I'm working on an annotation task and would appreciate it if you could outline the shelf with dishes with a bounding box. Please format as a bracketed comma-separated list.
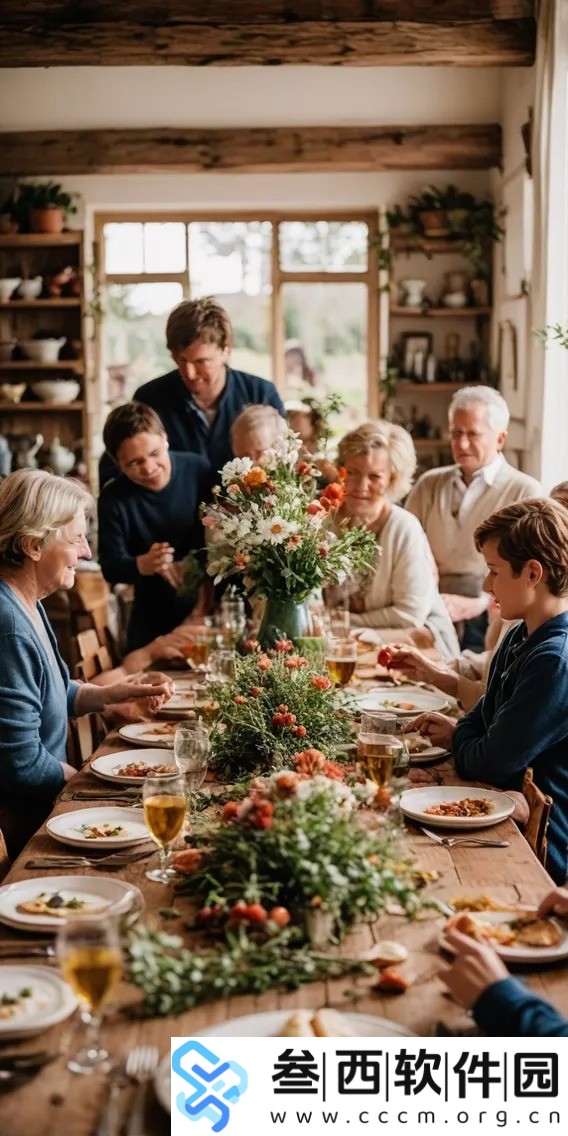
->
[390, 306, 491, 318]
[0, 232, 82, 248]
[0, 360, 84, 371]
[0, 299, 82, 309]
[0, 401, 85, 413]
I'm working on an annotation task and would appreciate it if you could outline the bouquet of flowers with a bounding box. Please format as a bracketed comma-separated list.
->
[207, 641, 354, 779]
[203, 430, 376, 603]
[175, 759, 420, 940]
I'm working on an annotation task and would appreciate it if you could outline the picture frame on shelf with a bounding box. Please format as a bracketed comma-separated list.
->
[398, 332, 433, 380]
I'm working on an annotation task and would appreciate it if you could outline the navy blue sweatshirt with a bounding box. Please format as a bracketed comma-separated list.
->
[474, 977, 568, 1036]
[98, 452, 211, 650]
[453, 613, 568, 885]
[134, 367, 284, 478]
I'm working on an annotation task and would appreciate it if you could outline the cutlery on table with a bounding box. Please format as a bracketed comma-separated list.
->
[125, 1045, 160, 1136]
[71, 792, 142, 805]
[24, 845, 155, 871]
[96, 1063, 129, 1136]
[0, 943, 55, 960]
[419, 825, 510, 849]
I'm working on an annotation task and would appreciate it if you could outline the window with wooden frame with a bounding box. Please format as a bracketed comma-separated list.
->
[95, 212, 379, 433]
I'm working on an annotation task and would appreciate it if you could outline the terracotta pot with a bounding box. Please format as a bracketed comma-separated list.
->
[470, 278, 490, 307]
[30, 207, 64, 234]
[419, 209, 449, 235]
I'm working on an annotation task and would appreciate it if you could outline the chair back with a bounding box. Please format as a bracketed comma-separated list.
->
[66, 713, 108, 770]
[522, 767, 552, 868]
[0, 826, 10, 882]
[72, 628, 113, 681]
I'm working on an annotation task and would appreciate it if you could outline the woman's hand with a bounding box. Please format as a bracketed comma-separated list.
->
[505, 790, 530, 826]
[407, 711, 456, 751]
[98, 671, 175, 714]
[441, 923, 510, 1010]
[538, 887, 568, 919]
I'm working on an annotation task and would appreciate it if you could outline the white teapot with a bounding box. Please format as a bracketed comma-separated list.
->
[48, 436, 75, 476]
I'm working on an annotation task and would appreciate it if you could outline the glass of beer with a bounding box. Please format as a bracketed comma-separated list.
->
[143, 772, 187, 882]
[357, 731, 404, 787]
[325, 636, 358, 687]
[361, 712, 410, 775]
[57, 917, 122, 1074]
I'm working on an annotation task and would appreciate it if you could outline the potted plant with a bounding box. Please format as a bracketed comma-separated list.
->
[408, 186, 450, 237]
[9, 182, 78, 234]
[441, 185, 478, 234]
[461, 201, 506, 304]
[385, 205, 414, 236]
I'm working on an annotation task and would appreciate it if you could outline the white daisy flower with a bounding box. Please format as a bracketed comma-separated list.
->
[221, 456, 253, 485]
[257, 517, 299, 545]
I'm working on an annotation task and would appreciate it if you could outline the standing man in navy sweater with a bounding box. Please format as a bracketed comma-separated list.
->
[98, 403, 211, 651]
[411, 498, 568, 886]
[100, 297, 284, 488]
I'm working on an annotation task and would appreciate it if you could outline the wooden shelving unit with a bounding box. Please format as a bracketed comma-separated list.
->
[0, 231, 90, 482]
[390, 306, 491, 318]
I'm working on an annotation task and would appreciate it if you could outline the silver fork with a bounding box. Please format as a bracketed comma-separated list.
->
[24, 845, 155, 871]
[125, 1045, 160, 1136]
[419, 825, 510, 849]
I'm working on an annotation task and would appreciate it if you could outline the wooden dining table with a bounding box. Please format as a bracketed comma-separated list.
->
[0, 666, 566, 1136]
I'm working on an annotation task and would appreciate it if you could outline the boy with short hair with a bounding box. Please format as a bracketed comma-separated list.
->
[98, 402, 211, 651]
[414, 498, 568, 884]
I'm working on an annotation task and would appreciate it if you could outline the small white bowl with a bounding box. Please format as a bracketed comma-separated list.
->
[441, 292, 469, 309]
[20, 337, 66, 363]
[0, 278, 21, 302]
[17, 277, 43, 301]
[30, 379, 80, 404]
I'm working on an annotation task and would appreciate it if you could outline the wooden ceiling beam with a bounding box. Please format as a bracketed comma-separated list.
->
[0, 124, 502, 177]
[0, 3, 536, 67]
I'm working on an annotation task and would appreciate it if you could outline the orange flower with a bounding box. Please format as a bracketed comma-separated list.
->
[275, 639, 293, 653]
[234, 552, 250, 570]
[287, 534, 302, 549]
[293, 748, 327, 776]
[275, 771, 299, 794]
[257, 654, 273, 671]
[284, 654, 309, 670]
[250, 686, 262, 697]
[311, 675, 332, 690]
[227, 483, 241, 497]
[319, 480, 345, 510]
[233, 695, 248, 705]
[307, 501, 323, 516]
[242, 466, 269, 489]
[222, 802, 240, 822]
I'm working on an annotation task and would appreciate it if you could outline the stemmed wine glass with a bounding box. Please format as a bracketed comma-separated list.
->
[142, 772, 187, 882]
[57, 917, 122, 1075]
[174, 722, 210, 827]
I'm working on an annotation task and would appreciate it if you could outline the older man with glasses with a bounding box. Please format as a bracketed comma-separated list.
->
[406, 386, 541, 650]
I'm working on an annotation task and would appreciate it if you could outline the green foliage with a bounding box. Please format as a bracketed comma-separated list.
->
[208, 651, 355, 779]
[178, 551, 205, 603]
[177, 782, 419, 935]
[9, 181, 78, 229]
[127, 926, 373, 1017]
[534, 323, 568, 350]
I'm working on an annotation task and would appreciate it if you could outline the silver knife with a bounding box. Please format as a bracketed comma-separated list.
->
[419, 825, 445, 843]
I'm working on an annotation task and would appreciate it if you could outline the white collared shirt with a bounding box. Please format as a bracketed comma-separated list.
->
[450, 452, 504, 519]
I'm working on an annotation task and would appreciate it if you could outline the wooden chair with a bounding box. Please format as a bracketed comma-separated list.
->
[522, 767, 553, 869]
[0, 826, 10, 882]
[66, 712, 108, 770]
[72, 628, 113, 681]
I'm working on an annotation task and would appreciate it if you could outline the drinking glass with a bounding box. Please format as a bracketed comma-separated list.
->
[356, 731, 404, 787]
[361, 712, 410, 775]
[208, 646, 236, 684]
[174, 722, 210, 826]
[57, 917, 122, 1075]
[142, 772, 187, 882]
[325, 636, 358, 687]
[328, 606, 351, 639]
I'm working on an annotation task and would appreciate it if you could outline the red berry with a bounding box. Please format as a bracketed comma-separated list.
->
[272, 713, 285, 727]
[278, 704, 288, 713]
[197, 907, 212, 924]
[294, 725, 307, 738]
[245, 903, 268, 925]
[283, 712, 297, 726]
[268, 906, 291, 928]
[228, 901, 249, 923]
[250, 686, 262, 697]
[222, 802, 240, 822]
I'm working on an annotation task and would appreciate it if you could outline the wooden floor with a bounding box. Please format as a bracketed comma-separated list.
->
[0, 723, 564, 1134]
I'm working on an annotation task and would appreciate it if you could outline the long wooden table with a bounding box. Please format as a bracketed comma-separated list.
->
[0, 689, 566, 1135]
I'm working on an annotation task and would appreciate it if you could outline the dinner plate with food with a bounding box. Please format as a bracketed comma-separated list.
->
[439, 908, 568, 964]
[356, 688, 450, 716]
[154, 1008, 415, 1113]
[0, 965, 77, 1040]
[404, 732, 448, 765]
[46, 807, 149, 849]
[118, 722, 178, 748]
[91, 748, 178, 785]
[400, 786, 515, 830]
[0, 876, 140, 933]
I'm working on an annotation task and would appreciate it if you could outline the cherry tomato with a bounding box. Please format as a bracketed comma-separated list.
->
[268, 906, 291, 928]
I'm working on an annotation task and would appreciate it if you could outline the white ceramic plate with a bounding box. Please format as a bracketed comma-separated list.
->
[155, 1010, 415, 1113]
[439, 910, 568, 964]
[91, 748, 178, 785]
[0, 876, 139, 933]
[356, 688, 450, 716]
[46, 806, 149, 849]
[408, 746, 448, 765]
[400, 786, 515, 830]
[0, 965, 76, 1040]
[119, 722, 177, 748]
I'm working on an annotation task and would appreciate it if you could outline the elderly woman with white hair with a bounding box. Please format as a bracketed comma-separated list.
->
[0, 470, 174, 858]
[406, 385, 541, 650]
[332, 421, 459, 659]
[230, 404, 287, 463]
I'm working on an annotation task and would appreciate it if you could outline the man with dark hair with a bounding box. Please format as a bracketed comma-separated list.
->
[411, 498, 568, 885]
[98, 402, 211, 650]
[132, 296, 284, 478]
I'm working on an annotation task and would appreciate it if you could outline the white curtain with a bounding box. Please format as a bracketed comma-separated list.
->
[526, 0, 568, 489]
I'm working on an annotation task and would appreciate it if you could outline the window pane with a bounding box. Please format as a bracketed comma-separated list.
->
[189, 221, 272, 380]
[282, 283, 367, 430]
[143, 222, 187, 273]
[279, 221, 368, 273]
[102, 282, 183, 402]
[104, 223, 144, 274]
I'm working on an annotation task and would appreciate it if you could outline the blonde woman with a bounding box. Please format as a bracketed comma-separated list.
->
[333, 422, 459, 659]
[0, 470, 174, 858]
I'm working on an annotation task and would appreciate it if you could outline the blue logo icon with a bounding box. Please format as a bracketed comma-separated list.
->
[172, 1040, 248, 1132]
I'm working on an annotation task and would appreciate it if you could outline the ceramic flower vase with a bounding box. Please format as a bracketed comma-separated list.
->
[258, 596, 310, 649]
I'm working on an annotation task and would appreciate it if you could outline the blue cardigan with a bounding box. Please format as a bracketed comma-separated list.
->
[475, 977, 568, 1036]
[0, 580, 79, 799]
[453, 613, 568, 885]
